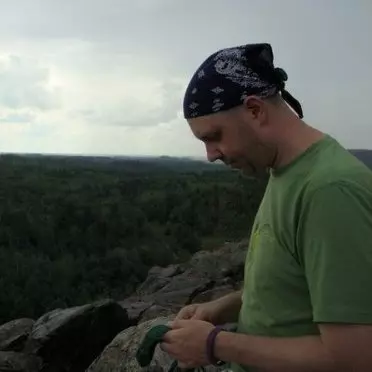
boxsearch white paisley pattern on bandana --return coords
[213,47,271,91]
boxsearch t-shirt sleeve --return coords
[297,182,372,324]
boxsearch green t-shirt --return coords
[231,134,372,372]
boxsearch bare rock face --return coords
[0,318,35,352]
[186,240,247,283]
[191,285,236,304]
[118,299,154,326]
[135,264,183,296]
[0,351,42,372]
[86,316,174,372]
[139,305,176,324]
[121,240,248,324]
[86,316,228,372]
[24,299,130,372]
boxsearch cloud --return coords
[0,55,61,111]
[76,79,185,127]
[0,112,35,123]
[0,0,372,155]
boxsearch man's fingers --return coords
[191,312,202,320]
[174,313,189,321]
[162,328,182,343]
[178,361,189,370]
[168,319,187,329]
[175,306,195,320]
[159,341,166,351]
[162,329,172,342]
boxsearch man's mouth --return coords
[227,161,239,169]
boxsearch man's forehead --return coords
[188,115,220,137]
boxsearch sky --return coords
[0,0,371,157]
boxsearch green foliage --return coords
[0,154,267,324]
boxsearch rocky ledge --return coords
[0,240,247,371]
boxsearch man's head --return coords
[182,43,304,176]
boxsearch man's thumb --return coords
[167,319,187,329]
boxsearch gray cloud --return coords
[0,55,61,110]
[0,0,371,155]
[0,112,35,123]
[77,79,185,127]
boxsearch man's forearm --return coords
[215,330,337,372]
[213,290,242,325]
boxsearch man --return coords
[159,43,372,371]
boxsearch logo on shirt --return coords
[250,222,274,251]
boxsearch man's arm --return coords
[212,289,242,325]
[319,324,372,372]
[215,324,372,372]
[215,331,336,372]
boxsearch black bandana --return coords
[183,43,303,119]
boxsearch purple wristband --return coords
[206,325,225,366]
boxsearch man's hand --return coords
[160,319,215,369]
[174,290,242,325]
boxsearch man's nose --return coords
[206,144,221,163]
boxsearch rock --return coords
[0,318,34,352]
[136,265,184,296]
[186,241,247,282]
[156,276,213,295]
[0,351,42,372]
[139,305,175,324]
[191,285,235,304]
[24,299,130,372]
[126,240,248,325]
[119,299,154,325]
[156,283,214,305]
[87,316,227,372]
[148,264,183,279]
[135,280,214,323]
[86,316,173,372]
[135,276,171,297]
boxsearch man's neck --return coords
[272,121,325,170]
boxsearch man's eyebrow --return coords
[198,133,209,141]
[198,132,212,142]
[192,126,221,142]
[202,131,220,141]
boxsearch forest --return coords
[0,154,268,324]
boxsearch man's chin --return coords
[240,167,257,177]
[238,164,268,178]
[228,163,254,175]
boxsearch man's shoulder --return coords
[304,169,372,219]
[306,138,372,195]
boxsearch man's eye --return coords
[204,132,220,142]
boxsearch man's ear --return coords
[242,95,267,123]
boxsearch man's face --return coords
[187,100,275,177]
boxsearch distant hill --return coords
[1,149,372,172]
[0,153,227,174]
[350,150,372,169]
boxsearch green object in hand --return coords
[135,323,206,372]
[136,324,171,367]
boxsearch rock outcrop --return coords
[0,240,248,371]
[25,299,130,372]
[0,351,42,372]
[120,240,247,326]
[87,316,174,372]
[0,318,35,352]
[87,316,231,372]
